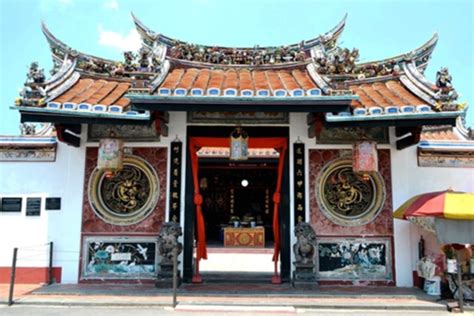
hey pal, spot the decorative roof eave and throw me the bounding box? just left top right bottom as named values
left=44, top=58, right=76, bottom=92
left=14, top=106, right=152, bottom=125
left=132, top=12, right=347, bottom=51
left=0, top=136, right=57, bottom=162
left=128, top=94, right=355, bottom=113
left=149, top=60, right=171, bottom=93
left=418, top=140, right=474, bottom=152
left=356, top=33, right=438, bottom=71
left=307, top=63, right=331, bottom=93
left=0, top=136, right=57, bottom=148
left=324, top=110, right=463, bottom=128
left=41, top=22, right=116, bottom=66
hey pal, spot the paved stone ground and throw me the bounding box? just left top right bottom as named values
left=0, top=284, right=42, bottom=302
left=2, top=282, right=473, bottom=312
left=0, top=305, right=460, bottom=316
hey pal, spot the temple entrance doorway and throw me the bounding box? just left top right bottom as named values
left=198, top=158, right=277, bottom=280
left=183, top=126, right=291, bottom=284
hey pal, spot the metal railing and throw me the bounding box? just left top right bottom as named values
left=8, top=241, right=54, bottom=306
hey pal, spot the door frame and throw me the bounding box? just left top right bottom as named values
left=182, top=125, right=291, bottom=282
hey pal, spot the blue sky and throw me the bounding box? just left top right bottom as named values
left=0, top=0, right=472, bottom=135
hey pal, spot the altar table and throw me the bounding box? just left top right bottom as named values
left=223, top=227, right=265, bottom=247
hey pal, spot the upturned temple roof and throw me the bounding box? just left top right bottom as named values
left=13, top=14, right=466, bottom=128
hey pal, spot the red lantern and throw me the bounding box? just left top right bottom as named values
left=353, top=141, right=378, bottom=179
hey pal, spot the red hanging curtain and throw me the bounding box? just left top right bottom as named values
left=189, top=136, right=287, bottom=283
left=189, top=140, right=208, bottom=263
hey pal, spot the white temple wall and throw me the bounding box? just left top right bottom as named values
left=0, top=136, right=87, bottom=283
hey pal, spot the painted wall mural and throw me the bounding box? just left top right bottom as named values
left=82, top=236, right=158, bottom=279
left=316, top=237, right=392, bottom=281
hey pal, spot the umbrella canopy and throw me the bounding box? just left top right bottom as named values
left=393, top=190, right=474, bottom=220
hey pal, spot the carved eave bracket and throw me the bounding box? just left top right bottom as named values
left=395, top=126, right=422, bottom=150
left=55, top=124, right=82, bottom=147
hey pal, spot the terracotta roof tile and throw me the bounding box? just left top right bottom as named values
left=89, top=81, right=119, bottom=104
left=279, top=71, right=301, bottom=91
left=70, top=79, right=106, bottom=104
left=52, top=78, right=131, bottom=109
left=372, top=82, right=405, bottom=106
left=291, top=69, right=316, bottom=90
left=359, top=84, right=391, bottom=107
left=192, top=69, right=211, bottom=90
left=99, top=82, right=130, bottom=106
left=160, top=68, right=185, bottom=90
left=238, top=70, right=254, bottom=91
left=421, top=128, right=461, bottom=141
left=207, top=69, right=225, bottom=90
left=253, top=71, right=270, bottom=91
left=266, top=71, right=285, bottom=91
left=222, top=70, right=239, bottom=91
left=349, top=80, right=428, bottom=110
left=176, top=68, right=199, bottom=90
left=156, top=67, right=325, bottom=96
left=351, top=85, right=376, bottom=107
left=54, top=79, right=93, bottom=103
left=385, top=80, right=425, bottom=105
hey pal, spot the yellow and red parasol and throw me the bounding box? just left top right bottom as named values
left=393, top=189, right=474, bottom=221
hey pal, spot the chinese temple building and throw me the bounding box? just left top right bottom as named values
left=0, top=14, right=473, bottom=287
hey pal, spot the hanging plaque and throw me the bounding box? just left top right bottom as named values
left=168, top=141, right=182, bottom=223
left=293, top=143, right=306, bottom=223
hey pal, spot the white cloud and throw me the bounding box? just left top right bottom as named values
left=103, top=0, right=119, bottom=10
left=97, top=25, right=141, bottom=52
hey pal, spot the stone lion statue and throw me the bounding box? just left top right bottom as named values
left=157, top=222, right=183, bottom=265
left=293, top=222, right=317, bottom=265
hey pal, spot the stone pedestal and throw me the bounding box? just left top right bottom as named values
left=155, top=262, right=182, bottom=288
left=292, top=262, right=318, bottom=290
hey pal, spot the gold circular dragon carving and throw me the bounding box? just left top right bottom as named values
left=316, top=159, right=385, bottom=227
left=88, top=155, right=159, bottom=226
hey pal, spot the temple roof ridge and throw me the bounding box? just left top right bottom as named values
left=131, top=12, right=347, bottom=51
left=357, top=32, right=438, bottom=71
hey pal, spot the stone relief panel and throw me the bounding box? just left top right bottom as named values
left=88, top=155, right=160, bottom=226
left=82, top=147, right=167, bottom=233
left=309, top=149, right=393, bottom=236
left=315, top=158, right=386, bottom=227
